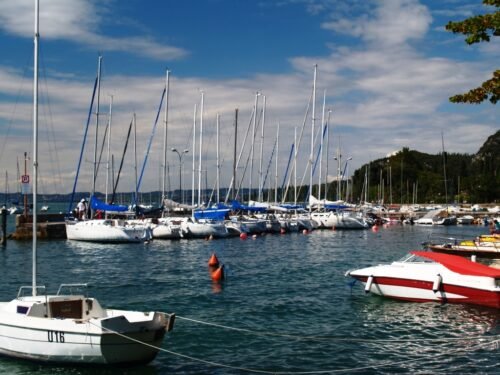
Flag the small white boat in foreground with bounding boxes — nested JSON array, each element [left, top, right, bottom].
[[346, 251, 500, 308], [0, 284, 174, 364]]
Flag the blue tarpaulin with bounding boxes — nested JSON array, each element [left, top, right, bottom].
[[90, 195, 128, 212]]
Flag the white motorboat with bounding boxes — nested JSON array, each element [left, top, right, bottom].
[[346, 251, 500, 308], [457, 215, 474, 225], [0, 1, 174, 365], [65, 219, 151, 243]]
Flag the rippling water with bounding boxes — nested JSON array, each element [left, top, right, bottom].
[[0, 215, 498, 374]]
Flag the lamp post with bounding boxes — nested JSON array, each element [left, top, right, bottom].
[[171, 148, 189, 204]]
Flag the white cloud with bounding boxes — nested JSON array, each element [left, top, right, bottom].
[[0, 0, 188, 60], [322, 0, 432, 47]]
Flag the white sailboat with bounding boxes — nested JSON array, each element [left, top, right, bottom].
[[0, 1, 174, 364], [65, 61, 151, 243]]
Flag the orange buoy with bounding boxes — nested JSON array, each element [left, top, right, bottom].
[[208, 253, 219, 267], [302, 229, 308, 235], [240, 232, 248, 240], [371, 225, 379, 232], [280, 228, 286, 234], [211, 265, 224, 282]]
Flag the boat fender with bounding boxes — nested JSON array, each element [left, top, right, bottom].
[[166, 313, 175, 332], [432, 274, 442, 293], [365, 275, 374, 293]]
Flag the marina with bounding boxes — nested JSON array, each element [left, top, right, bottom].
[[0, 213, 498, 373], [0, 0, 498, 373]]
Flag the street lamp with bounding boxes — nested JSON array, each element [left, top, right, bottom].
[[171, 148, 189, 204], [342, 157, 352, 202]]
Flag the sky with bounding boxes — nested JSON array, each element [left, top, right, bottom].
[[0, 0, 498, 200]]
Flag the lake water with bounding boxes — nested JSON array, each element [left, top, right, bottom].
[[0, 213, 498, 374]]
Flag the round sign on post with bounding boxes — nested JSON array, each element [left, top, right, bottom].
[[21, 175, 30, 184]]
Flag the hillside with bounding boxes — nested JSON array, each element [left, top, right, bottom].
[[351, 130, 500, 204]]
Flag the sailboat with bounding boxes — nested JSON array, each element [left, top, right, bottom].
[[0, 1, 174, 364], [65, 60, 151, 243]]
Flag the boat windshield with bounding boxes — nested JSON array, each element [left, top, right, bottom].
[[397, 253, 435, 263]]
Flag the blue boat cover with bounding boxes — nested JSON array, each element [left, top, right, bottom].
[[90, 195, 128, 212], [193, 208, 230, 220], [231, 200, 267, 212]]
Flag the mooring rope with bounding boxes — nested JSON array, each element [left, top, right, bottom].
[[175, 315, 499, 343], [90, 320, 499, 374]]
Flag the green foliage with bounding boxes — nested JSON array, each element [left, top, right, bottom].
[[445, 0, 499, 104], [351, 130, 500, 204]]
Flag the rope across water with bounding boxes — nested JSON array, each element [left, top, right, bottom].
[[90, 314, 500, 374]]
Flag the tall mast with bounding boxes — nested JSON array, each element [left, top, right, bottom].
[[309, 64, 317, 212], [198, 91, 204, 207], [191, 104, 197, 207], [216, 112, 220, 204], [275, 121, 280, 204], [133, 113, 138, 208], [258, 95, 266, 201], [250, 92, 260, 201], [32, 0, 39, 296], [441, 131, 448, 208], [105, 95, 113, 217], [162, 70, 170, 204], [91, 55, 102, 210], [232, 109, 238, 201], [318, 89, 326, 204]]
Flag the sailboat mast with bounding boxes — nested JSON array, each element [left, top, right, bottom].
[[198, 92, 204, 207], [232, 109, 238, 201], [318, 89, 326, 203], [258, 95, 266, 201], [32, 0, 39, 296], [92, 55, 102, 211], [105, 95, 113, 206], [133, 113, 138, 208], [104, 95, 113, 218], [309, 64, 317, 212], [441, 131, 448, 207], [191, 104, 197, 207], [275, 121, 280, 203], [162, 70, 170, 204], [216, 112, 220, 204]]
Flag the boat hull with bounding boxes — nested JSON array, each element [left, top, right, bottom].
[[348, 259, 500, 309], [351, 274, 500, 308], [0, 301, 168, 364], [65, 220, 146, 243]]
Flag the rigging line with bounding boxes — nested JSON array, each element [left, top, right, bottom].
[[0, 54, 32, 165], [67, 76, 98, 215], [39, 48, 65, 194], [90, 320, 499, 375], [175, 315, 500, 343]]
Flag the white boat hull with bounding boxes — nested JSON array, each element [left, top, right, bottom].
[[65, 220, 148, 243], [0, 294, 172, 364], [347, 254, 500, 308]]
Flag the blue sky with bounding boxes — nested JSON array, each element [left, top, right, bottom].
[[0, 0, 498, 199]]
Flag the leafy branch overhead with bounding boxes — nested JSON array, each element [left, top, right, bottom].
[[445, 0, 499, 104]]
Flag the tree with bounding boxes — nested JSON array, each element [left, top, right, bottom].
[[445, 0, 499, 104]]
